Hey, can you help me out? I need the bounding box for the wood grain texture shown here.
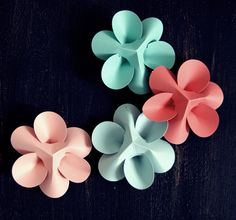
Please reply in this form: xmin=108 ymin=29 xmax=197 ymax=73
xmin=0 ymin=0 xmax=235 ymax=219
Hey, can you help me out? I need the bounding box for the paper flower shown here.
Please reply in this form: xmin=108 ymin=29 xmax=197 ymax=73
xmin=143 ymin=59 xmax=224 ymax=144
xmin=11 ymin=112 xmax=92 ymax=198
xmin=92 ymin=104 xmax=175 ymax=189
xmin=92 ymin=10 xmax=175 ymax=94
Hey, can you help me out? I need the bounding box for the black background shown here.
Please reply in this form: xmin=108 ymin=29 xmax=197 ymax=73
xmin=0 ymin=0 xmax=235 ymax=219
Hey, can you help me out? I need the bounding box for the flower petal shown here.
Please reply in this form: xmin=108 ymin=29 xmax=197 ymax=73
xmin=128 ymin=67 xmax=150 ymax=94
xmin=92 ymin=121 xmax=125 ymax=154
xmin=135 ymin=113 xmax=168 ymax=142
xmin=12 ymin=153 xmax=47 ymax=188
xmin=59 ymin=153 xmax=91 ymax=183
xmin=113 ymin=104 xmax=140 ymax=130
xmin=34 ymin=112 xmax=67 ymax=144
xmin=143 ymin=93 xmax=177 ymax=122
xmin=11 ymin=126 xmax=39 ymax=154
xmin=144 ymin=41 xmax=175 ymax=69
xmin=112 ymin=10 xmax=142 ymax=44
xmin=142 ymin=17 xmax=163 ymax=41
xmin=98 ymin=154 xmax=125 ymax=181
xmin=124 ymin=155 xmax=154 ymax=189
xmin=91 ymin=30 xmax=120 ymax=60
xmin=187 ymin=104 xmax=219 ymax=137
xmin=149 ymin=66 xmax=177 ymax=94
xmin=64 ymin=128 xmax=92 ymax=158
xmin=201 ymin=82 xmax=224 ymax=109
xmin=145 ymin=139 xmax=175 ymax=173
xmin=39 ymin=170 xmax=69 ymax=198
xmin=177 ymin=59 xmax=210 ymax=93
xmin=101 ymin=54 xmax=134 ymax=90
xmin=164 ymin=117 xmax=190 ymax=144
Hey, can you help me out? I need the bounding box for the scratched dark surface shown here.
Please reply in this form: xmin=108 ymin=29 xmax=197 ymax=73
xmin=0 ymin=0 xmax=235 ymax=219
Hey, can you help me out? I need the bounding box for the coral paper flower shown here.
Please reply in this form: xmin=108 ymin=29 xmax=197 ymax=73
xmin=92 ymin=10 xmax=175 ymax=94
xmin=11 ymin=112 xmax=92 ymax=198
xmin=92 ymin=104 xmax=175 ymax=189
xmin=143 ymin=59 xmax=224 ymax=144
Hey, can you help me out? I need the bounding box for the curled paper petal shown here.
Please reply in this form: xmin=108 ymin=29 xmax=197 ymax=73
xmin=143 ymin=93 xmax=177 ymax=122
xmin=142 ymin=17 xmax=163 ymax=41
xmin=201 ymin=82 xmax=224 ymax=109
xmin=12 ymin=153 xmax=47 ymax=188
xmin=113 ymin=103 xmax=140 ymax=129
xmin=124 ymin=155 xmax=154 ymax=190
xmin=65 ymin=128 xmax=92 ymax=158
xmin=93 ymin=104 xmax=175 ymax=189
xmin=11 ymin=111 xmax=92 ymax=198
xmin=145 ymin=139 xmax=175 ymax=173
xmin=187 ymin=104 xmax=219 ymax=137
xmin=102 ymin=54 xmax=134 ymax=89
xmin=177 ymin=59 xmax=210 ymax=93
xmin=135 ymin=113 xmax=167 ymax=142
xmin=149 ymin=66 xmax=177 ymax=94
xmin=11 ymin=126 xmax=39 ymax=154
xmin=144 ymin=59 xmax=224 ymax=144
xmin=59 ymin=153 xmax=91 ymax=183
xmin=112 ymin=10 xmax=142 ymax=44
xmin=128 ymin=67 xmax=150 ymax=95
xmin=91 ymin=31 xmax=119 ymax=60
xmin=92 ymin=10 xmax=176 ymax=94
xmin=92 ymin=121 xmax=125 ymax=154
xmin=34 ymin=111 xmax=67 ymax=144
xmin=39 ymin=170 xmax=69 ymax=198
xmin=144 ymin=41 xmax=175 ymax=69
xmin=164 ymin=117 xmax=190 ymax=144
xmin=98 ymin=154 xmax=125 ymax=181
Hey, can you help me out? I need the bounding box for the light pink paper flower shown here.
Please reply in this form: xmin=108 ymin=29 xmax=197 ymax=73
xmin=11 ymin=111 xmax=92 ymax=198
xmin=143 ymin=59 xmax=224 ymax=144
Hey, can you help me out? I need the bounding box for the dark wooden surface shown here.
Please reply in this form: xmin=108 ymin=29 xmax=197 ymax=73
xmin=0 ymin=0 xmax=235 ymax=219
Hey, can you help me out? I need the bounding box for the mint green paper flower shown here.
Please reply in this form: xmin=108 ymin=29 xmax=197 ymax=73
xmin=92 ymin=10 xmax=175 ymax=94
xmin=92 ymin=104 xmax=175 ymax=189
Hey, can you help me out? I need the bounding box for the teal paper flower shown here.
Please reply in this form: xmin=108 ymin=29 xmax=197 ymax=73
xmin=92 ymin=104 xmax=175 ymax=189
xmin=92 ymin=10 xmax=176 ymax=94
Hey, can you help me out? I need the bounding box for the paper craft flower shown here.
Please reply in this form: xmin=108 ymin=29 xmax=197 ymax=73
xmin=92 ymin=104 xmax=175 ymax=189
xmin=143 ymin=59 xmax=224 ymax=144
xmin=11 ymin=112 xmax=92 ymax=198
xmin=92 ymin=10 xmax=175 ymax=94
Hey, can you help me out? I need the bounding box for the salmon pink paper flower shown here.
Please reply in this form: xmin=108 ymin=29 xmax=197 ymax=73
xmin=11 ymin=112 xmax=92 ymax=198
xmin=143 ymin=60 xmax=224 ymax=144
